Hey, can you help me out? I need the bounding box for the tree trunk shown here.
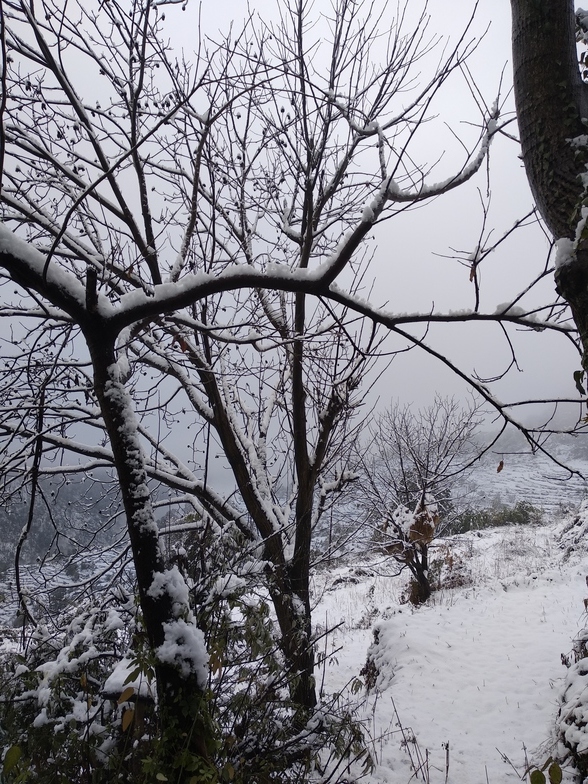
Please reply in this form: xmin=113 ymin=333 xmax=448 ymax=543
xmin=288 ymin=497 xmax=317 ymax=710
xmin=85 ymin=324 xmax=216 ymax=778
xmin=511 ymin=0 xmax=588 ymax=366
xmin=270 ymin=576 xmax=316 ymax=711
xmin=408 ymin=545 xmax=431 ymax=605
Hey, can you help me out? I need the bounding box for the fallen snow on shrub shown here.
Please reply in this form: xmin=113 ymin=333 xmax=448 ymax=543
xmin=156 ymin=619 xmax=209 ymax=683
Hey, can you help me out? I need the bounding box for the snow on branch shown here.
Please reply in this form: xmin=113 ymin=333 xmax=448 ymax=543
xmin=0 ymin=221 xmax=569 ymax=344
xmin=385 ymin=110 xmax=499 ymax=204
xmin=0 ymin=223 xmax=89 ymax=319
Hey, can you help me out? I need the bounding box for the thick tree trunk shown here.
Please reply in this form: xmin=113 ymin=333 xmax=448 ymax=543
xmin=270 ymin=576 xmax=316 ymax=710
xmin=288 ymin=495 xmax=317 ymax=710
xmin=511 ymin=0 xmax=587 ymax=238
xmin=511 ymin=0 xmax=588 ymax=366
xmin=408 ymin=546 xmax=431 ymax=605
xmin=85 ymin=324 xmax=215 ymax=777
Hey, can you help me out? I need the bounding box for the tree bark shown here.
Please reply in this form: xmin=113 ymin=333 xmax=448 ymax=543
xmin=193 ymin=346 xmax=318 ymax=709
xmin=511 ymin=0 xmax=588 ymax=366
xmin=411 ymin=545 xmax=431 ymax=605
xmin=84 ymin=321 xmax=215 ymax=777
xmin=511 ymin=0 xmax=587 ymax=238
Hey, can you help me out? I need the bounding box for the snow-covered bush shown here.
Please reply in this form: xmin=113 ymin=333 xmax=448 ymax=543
xmin=0 ymin=518 xmax=374 ymax=784
xmin=428 ymin=544 xmax=473 ymax=593
xmin=177 ymin=520 xmax=375 ymax=782
xmin=556 ymin=657 xmax=588 ymax=777
xmin=558 ymin=500 xmax=588 ymax=560
xmin=375 ymin=498 xmax=438 ymax=605
xmin=0 ymin=591 xmax=141 ymax=782
xmin=359 ymin=626 xmax=396 ymax=695
xmin=555 ymin=515 xmax=588 ymax=781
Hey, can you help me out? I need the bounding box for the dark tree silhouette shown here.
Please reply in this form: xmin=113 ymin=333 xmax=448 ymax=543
xmin=510 ymin=0 xmax=588 ymax=368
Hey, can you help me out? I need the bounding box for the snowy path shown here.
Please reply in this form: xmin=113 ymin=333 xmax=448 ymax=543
xmin=316 ymin=529 xmax=588 ymax=782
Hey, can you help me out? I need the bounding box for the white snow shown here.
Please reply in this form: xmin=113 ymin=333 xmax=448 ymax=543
xmin=147 ymin=564 xmax=190 ymax=616
xmin=495 ymin=302 xmax=526 ymax=317
xmin=156 ymin=619 xmax=208 ymax=684
xmin=147 ymin=565 xmax=209 ymax=685
xmin=555 ymin=238 xmax=576 ymax=269
xmin=315 ymin=520 xmax=588 ymax=782
xmin=392 ymin=504 xmax=415 ymax=536
xmin=0 ymin=223 xmax=87 ymax=308
xmin=103 ymin=656 xmax=154 ymax=701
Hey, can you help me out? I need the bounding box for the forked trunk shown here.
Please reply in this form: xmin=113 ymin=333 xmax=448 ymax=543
xmin=408 ymin=545 xmax=431 ymax=605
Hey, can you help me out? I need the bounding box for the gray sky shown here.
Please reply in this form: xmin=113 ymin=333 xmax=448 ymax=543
xmin=146 ymin=2 xmax=581 ymax=422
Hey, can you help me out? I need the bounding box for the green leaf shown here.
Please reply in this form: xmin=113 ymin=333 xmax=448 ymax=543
xmin=574 ymin=369 xmax=586 ymax=395
xmin=548 ymin=762 xmax=563 ymax=784
xmin=155 ymin=775 xmax=168 ymax=782
xmin=530 ymin=771 xmax=546 ymax=784
xmin=3 ymin=745 xmax=22 ymax=776
xmin=123 ymin=667 xmax=143 ymax=685
xmin=539 ymin=756 xmax=553 ymax=772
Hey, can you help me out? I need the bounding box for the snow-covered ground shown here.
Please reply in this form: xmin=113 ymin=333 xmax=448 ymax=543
xmin=3 ymin=447 xmax=588 ymax=782
xmin=313 ymin=521 xmax=588 ymax=782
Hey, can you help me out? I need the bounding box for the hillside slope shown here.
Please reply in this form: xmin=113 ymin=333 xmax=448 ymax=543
xmin=314 ymin=521 xmax=588 ymax=782
xmin=469 ymin=448 xmax=588 ymax=515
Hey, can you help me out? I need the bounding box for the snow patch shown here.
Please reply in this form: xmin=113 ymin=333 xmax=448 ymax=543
xmin=147 ymin=565 xmax=190 ymax=617
xmin=156 ymin=619 xmax=208 ymax=683
xmin=555 ymin=238 xmax=576 ymax=269
xmin=103 ymin=656 xmax=154 ymax=700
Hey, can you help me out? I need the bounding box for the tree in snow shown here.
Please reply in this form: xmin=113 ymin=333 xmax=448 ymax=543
xmin=0 ymin=0 xmax=502 ymax=721
xmin=356 ymin=396 xmax=483 ymax=603
xmin=0 ymin=0 xmax=585 ymax=777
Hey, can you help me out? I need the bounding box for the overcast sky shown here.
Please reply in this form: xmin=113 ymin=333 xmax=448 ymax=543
xmin=151 ymin=1 xmax=579 ymax=429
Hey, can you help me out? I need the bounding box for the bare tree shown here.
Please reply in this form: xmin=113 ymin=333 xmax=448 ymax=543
xmin=0 ymin=0 xmax=584 ymax=775
xmin=357 ymin=396 xmax=483 ymax=603
xmin=0 ymin=0 xmax=502 ymax=720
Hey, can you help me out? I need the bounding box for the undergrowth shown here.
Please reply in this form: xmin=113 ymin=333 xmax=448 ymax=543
xmin=449 ymin=501 xmax=544 ymax=535
xmin=0 ymin=521 xmax=374 ymax=783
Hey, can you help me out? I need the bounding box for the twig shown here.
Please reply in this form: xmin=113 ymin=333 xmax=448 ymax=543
xmin=496 ymin=747 xmax=523 ymax=778
xmin=443 ymin=741 xmax=450 ymax=784
xmin=14 ymin=380 xmax=48 ymax=638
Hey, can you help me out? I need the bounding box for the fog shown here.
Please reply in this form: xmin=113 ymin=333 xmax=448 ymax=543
xmin=163 ymin=0 xmax=576 ymax=424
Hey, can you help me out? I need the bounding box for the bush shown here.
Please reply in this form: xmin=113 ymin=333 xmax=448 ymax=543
xmin=448 ymin=501 xmax=544 ymax=534
xmin=0 ymin=522 xmax=374 ymax=784
xmin=428 ymin=545 xmax=473 ymax=592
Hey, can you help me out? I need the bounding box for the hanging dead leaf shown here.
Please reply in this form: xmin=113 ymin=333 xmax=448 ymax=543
xmin=469 ymin=264 xmax=476 ymax=282
xmin=172 ymin=335 xmax=188 ymax=352
xmin=121 ymin=708 xmax=134 ymax=732
xmin=118 ymin=686 xmax=135 ymax=705
xmin=497 ymin=460 xmax=504 ymax=473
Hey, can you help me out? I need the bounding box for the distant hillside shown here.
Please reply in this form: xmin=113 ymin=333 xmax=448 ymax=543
xmin=468 ymin=432 xmax=588 ymax=515
xmin=0 ymin=476 xmax=124 ymax=569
